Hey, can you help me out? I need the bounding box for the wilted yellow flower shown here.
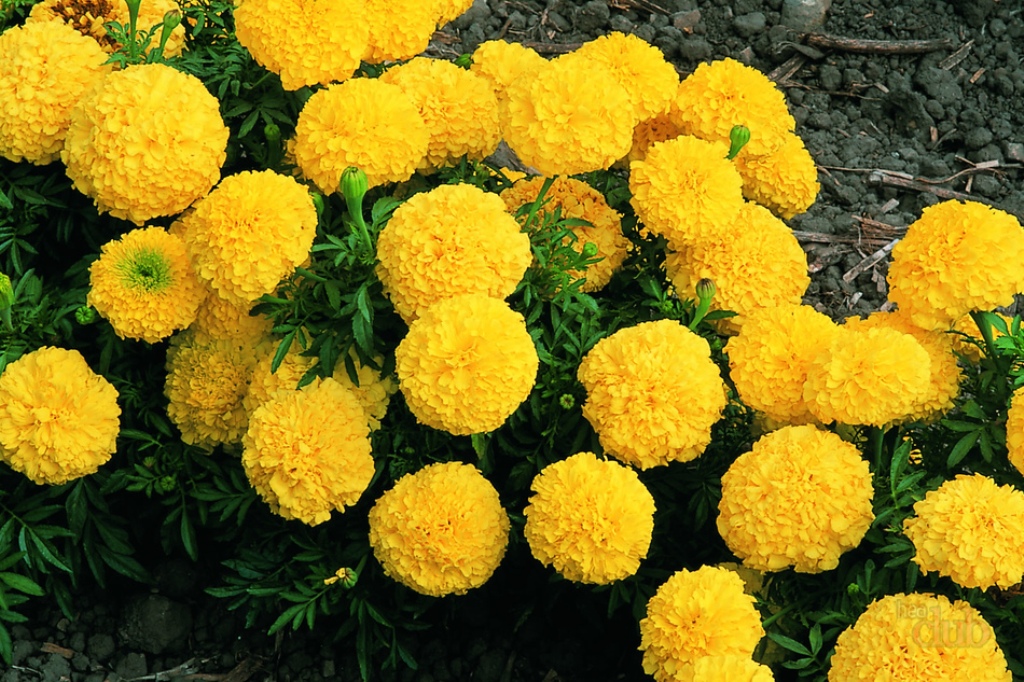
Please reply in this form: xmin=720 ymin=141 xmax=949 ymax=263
xmin=368 ymin=462 xmax=510 ymax=597
xmin=331 ymin=349 xmax=396 ymax=432
xmin=362 ymin=0 xmax=439 ymax=63
xmin=0 ymin=347 xmax=120 ymax=485
xmin=888 ymin=200 xmax=1024 ymax=330
xmin=733 ymin=133 xmax=819 ymax=219
xmin=829 ymin=593 xmax=1011 ymax=681
xmin=376 ymin=184 xmax=531 ymax=323
xmin=395 ymin=295 xmax=538 ymax=435
xmin=1008 ymin=387 xmax=1024 ymax=476
xmin=500 ymin=176 xmax=628 ymax=292
xmin=291 ymin=79 xmax=429 ymax=193
xmin=577 ymin=320 xmax=727 ymax=469
xmin=625 ymin=113 xmax=684 ymax=165
xmin=62 ymin=63 xmax=228 ymax=225
xmin=88 ymin=227 xmax=205 ymax=343
xmin=0 ymin=21 xmax=109 ymax=165
xmin=27 ymin=0 xmax=186 ymax=57
xmin=470 ymin=40 xmax=547 ymax=105
xmin=639 ymin=566 xmax=765 ymax=682
xmin=243 ymin=378 xmax=374 ymax=525
xmin=524 ymin=452 xmax=655 ymax=584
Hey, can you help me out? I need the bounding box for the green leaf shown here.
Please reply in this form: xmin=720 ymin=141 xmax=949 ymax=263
xmin=0 ymin=572 xmax=44 ymax=596
xmin=97 ymin=546 xmax=150 ymax=583
xmin=28 ymin=533 xmax=71 ymax=573
xmin=65 ymin=481 xmax=88 ymax=537
xmin=271 ymin=329 xmax=297 ymax=374
xmin=268 ymin=603 xmax=306 ymax=636
xmin=0 ymin=188 xmax=12 ymax=211
xmin=889 ymin=439 xmax=911 ymax=494
xmin=939 ymin=419 xmax=981 ymax=433
xmin=180 ymin=510 xmax=198 ymax=561
xmin=946 ymin=430 xmax=980 ymax=469
xmin=0 ymin=622 xmax=11 ymax=667
xmin=352 ymin=310 xmax=372 ymax=357
xmin=767 ymin=632 xmax=812 ymax=656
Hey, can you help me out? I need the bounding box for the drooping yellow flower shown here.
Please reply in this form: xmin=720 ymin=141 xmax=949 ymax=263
xmin=828 ymin=593 xmax=1011 ymax=681
xmin=1008 ymin=387 xmax=1024 ymax=476
xmin=87 ymin=227 xmax=205 ymax=343
xmin=718 ymin=425 xmax=874 ymax=573
xmin=27 ymin=0 xmax=186 ymax=57
xmin=577 ymin=320 xmax=727 ymax=469
xmin=375 ymin=184 xmax=531 ymax=323
xmin=62 ymin=63 xmax=229 ymax=225
xmin=470 ymin=40 xmax=547 ymax=106
xmin=903 ymin=473 xmax=1024 ymax=589
xmin=888 ymin=200 xmax=1024 ymax=331
xmin=243 ymin=378 xmax=374 ymax=526
xmin=500 ymin=176 xmax=629 ymax=292
xmin=0 ymin=21 xmax=109 ymax=165
xmin=291 ymin=78 xmax=428 ymax=193
xmin=368 ymin=462 xmax=510 ymax=597
xmin=524 ymin=452 xmax=655 ymax=584
xmin=395 ymin=295 xmax=538 ymax=435
xmin=0 ymin=347 xmax=120 ymax=485
xmin=733 ymin=132 xmax=819 ymax=219
xmin=362 ymin=0 xmax=440 ymax=63
xmin=625 ymin=112 xmax=684 ymax=165
xmin=639 ymin=566 xmax=765 ymax=682
xmin=331 ymin=349 xmax=396 ymax=432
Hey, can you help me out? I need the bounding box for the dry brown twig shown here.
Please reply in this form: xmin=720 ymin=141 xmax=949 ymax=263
xmin=803 ymin=33 xmax=957 ymax=54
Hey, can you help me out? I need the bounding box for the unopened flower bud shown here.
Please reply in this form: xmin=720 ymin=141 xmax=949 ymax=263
xmin=0 ymin=273 xmax=12 ymax=310
xmin=157 ymin=475 xmax=177 ymax=493
xmin=143 ymin=456 xmax=157 ymax=468
xmin=75 ymin=305 xmax=97 ymax=325
xmin=161 ymin=9 xmax=181 ymax=31
xmin=581 ymin=241 xmax=599 ymax=259
xmin=340 ymin=166 xmax=369 ymax=204
xmin=325 ymin=567 xmax=358 ymax=588
xmin=454 ymin=53 xmax=472 ymax=69
xmin=264 ymin=122 xmax=280 ymax=145
xmin=558 ymin=393 xmax=575 ymax=410
xmin=727 ymin=125 xmax=750 ymax=160
xmin=311 ymin=191 xmax=326 ymax=218
xmin=696 ymin=278 xmax=716 ymax=304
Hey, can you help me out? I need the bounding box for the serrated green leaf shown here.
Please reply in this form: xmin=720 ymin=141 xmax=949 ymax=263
xmin=28 ymin=533 xmax=70 ymax=573
xmin=0 ymin=572 xmax=43 ymax=596
xmin=97 ymin=546 xmax=150 ymax=583
xmin=267 ymin=603 xmax=306 ymax=636
xmin=271 ymin=329 xmax=297 ymax=374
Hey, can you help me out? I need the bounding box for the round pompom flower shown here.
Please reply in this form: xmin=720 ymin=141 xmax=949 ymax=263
xmin=243 ymin=378 xmax=374 ymax=526
xmin=62 ymin=63 xmax=229 ymax=225
xmin=362 ymin=0 xmax=439 ymax=63
xmin=903 ymin=473 xmax=1024 ymax=589
xmin=242 ymin=340 xmax=315 ymax=416
xmin=500 ymin=177 xmax=628 ymax=292
xmin=291 ymin=78 xmax=428 ymax=193
xmin=368 ymin=462 xmax=510 ymax=597
xmin=395 ymin=295 xmax=538 ymax=435
xmin=331 ymin=349 xmax=396 ymax=432
xmin=234 ymin=0 xmax=368 ymax=90
xmin=436 ymin=0 xmax=472 ymax=24
xmin=686 ymin=656 xmax=775 ymax=682
xmin=470 ymin=40 xmax=547 ymax=105
xmin=375 ymin=184 xmax=531 ymax=323
xmin=629 ymin=136 xmax=744 ymax=249
xmin=828 ymin=593 xmax=1011 ymax=682
xmin=27 ymin=0 xmax=186 ymax=57
xmin=672 ymin=58 xmax=795 ymax=158
xmin=733 ymin=133 xmax=819 ymax=219
xmin=888 ymin=200 xmax=1024 ymax=331
xmin=501 ymin=55 xmax=635 ymax=176
xmin=0 ymin=347 xmax=120 ymax=485
xmin=524 ymin=452 xmax=655 ymax=584
xmin=179 ymin=170 xmax=317 ymax=305
xmin=625 ymin=113 xmax=684 ymax=165
xmin=577 ymin=320 xmax=727 ymax=469
xmin=1008 ymin=387 xmax=1024 ymax=476
xmin=188 ymin=288 xmax=274 ymax=344
xmin=639 ymin=566 xmax=765 ymax=682
xmin=0 ymin=21 xmax=110 ymax=165
xmin=718 ymin=425 xmax=874 ymax=573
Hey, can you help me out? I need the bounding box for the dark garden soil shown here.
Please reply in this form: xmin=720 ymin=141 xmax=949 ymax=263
xmin=4 ymin=1 xmax=1024 ymax=681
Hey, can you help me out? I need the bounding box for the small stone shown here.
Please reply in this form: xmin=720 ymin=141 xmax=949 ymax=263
xmin=781 ymin=0 xmax=831 ymax=32
xmin=964 ymin=127 xmax=994 ymax=150
xmin=678 ymin=37 xmax=712 ymax=61
xmin=609 ymin=14 xmax=633 ymax=33
xmin=114 ymin=653 xmax=147 ymax=680
xmin=672 ymin=9 xmax=701 ymax=31
xmin=11 ymin=640 xmax=35 ymax=666
xmin=1004 ymin=141 xmax=1024 ymax=163
xmin=87 ymin=634 xmax=116 ymax=662
xmin=971 ymin=174 xmax=1001 ymax=198
xmin=575 ymin=0 xmax=610 ymax=33
xmin=41 ymin=653 xmax=72 ymax=682
xmin=119 ymin=595 xmax=192 ymax=656
xmin=733 ymin=12 xmax=766 ymax=37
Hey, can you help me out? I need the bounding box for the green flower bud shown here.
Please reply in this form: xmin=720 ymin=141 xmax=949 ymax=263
xmin=341 ymin=166 xmax=369 ymax=205
xmin=727 ymin=125 xmax=751 ymax=160
xmin=162 ymin=9 xmax=182 ymax=31
xmin=0 ymin=273 xmax=12 ymax=310
xmin=581 ymin=241 xmax=599 ymax=259
xmin=264 ymin=122 xmax=281 ymax=145
xmin=847 ymin=583 xmax=861 ymax=595
xmin=454 ymin=53 xmax=472 ymax=69
xmin=75 ymin=305 xmax=97 ymax=325
xmin=310 ymin=191 xmax=326 ymax=218
xmin=558 ymin=394 xmax=575 ymax=410
xmin=157 ymin=475 xmax=177 ymax=493
xmin=696 ymin=278 xmax=716 ymax=304
xmin=339 ymin=567 xmax=358 ymax=589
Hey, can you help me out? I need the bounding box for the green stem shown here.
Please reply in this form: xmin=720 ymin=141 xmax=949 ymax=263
xmin=868 ymin=425 xmax=886 ymax=473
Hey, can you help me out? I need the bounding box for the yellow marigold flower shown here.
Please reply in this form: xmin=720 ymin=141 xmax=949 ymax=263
xmin=0 ymin=347 xmax=120 ymax=485
xmin=639 ymin=566 xmax=765 ymax=682
xmin=0 ymin=22 xmax=109 ymax=165
xmin=803 ymin=325 xmax=932 ymax=427
xmin=828 ymin=593 xmax=1011 ymax=681
xmin=673 ymin=58 xmax=795 ymax=158
xmin=625 ymin=113 xmax=683 ymax=165
xmin=380 ymin=58 xmax=500 ymax=172
xmin=242 ymin=341 xmax=315 ymax=416
xmin=243 ymin=378 xmax=373 ymax=526
xmin=664 ymin=204 xmax=810 ymax=332
xmin=368 ymin=462 xmax=510 ymax=597
xmin=375 ymin=184 xmax=531 ymax=323
xmin=189 ymin=287 xmax=274 ymax=345
xmin=500 ymin=177 xmax=628 ymax=292
xmin=234 ymin=0 xmax=368 ymax=90
xmin=362 ymin=0 xmax=439 ymax=64
xmin=179 ymin=170 xmax=317 ymax=305
xmin=470 ymin=40 xmax=547 ymax=106
xmin=726 ymin=304 xmax=840 ymax=426
xmin=903 ymin=473 xmax=1024 ymax=589
xmin=291 ymin=79 xmax=428 ymax=193
xmin=395 ymin=295 xmax=538 ymax=435
xmin=62 ymin=63 xmax=228 ymax=225
xmin=501 ymin=55 xmax=635 ymax=176
xmin=524 ymin=452 xmax=655 ymax=584
xmin=27 ymin=0 xmax=186 ymax=57
xmin=436 ymin=0 xmax=472 ymax=24
xmin=681 ymin=656 xmax=775 ymax=682
xmin=629 ymin=136 xmax=744 ymax=249
xmin=951 ymin=312 xmax=1013 ymax=364
xmin=733 ymin=133 xmax=819 ymax=219
xmin=1008 ymin=387 xmax=1024 ymax=476
xmin=577 ymin=320 xmax=727 ymax=469
xmin=718 ymin=425 xmax=874 ymax=573
xmin=332 ymin=349 xmax=396 ymax=432
xmin=888 ymin=200 xmax=1024 ymax=331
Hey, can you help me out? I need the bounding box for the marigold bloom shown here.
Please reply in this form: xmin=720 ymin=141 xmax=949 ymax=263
xmin=380 ymin=58 xmax=500 ymax=172
xmin=292 ymin=79 xmax=428 ymax=193
xmin=625 ymin=113 xmax=684 ymax=165
xmin=234 ymin=0 xmax=368 ymax=90
xmin=62 ymin=63 xmax=228 ymax=225
xmin=0 ymin=22 xmax=109 ymax=165
xmin=362 ymin=0 xmax=439 ymax=63
xmin=376 ymin=184 xmax=531 ymax=323
xmin=500 ymin=177 xmax=628 ymax=292
xmin=888 ymin=200 xmax=1024 ymax=330
xmin=639 ymin=566 xmax=765 ymax=682
xmin=243 ymin=378 xmax=373 ymax=525
xmin=629 ymin=136 xmax=744 ymax=249
xmin=368 ymin=462 xmax=510 ymax=597
xmin=27 ymin=0 xmax=186 ymax=57
xmin=332 ymin=349 xmax=396 ymax=432
xmin=524 ymin=452 xmax=655 ymax=584
xmin=578 ymin=320 xmax=727 ymax=469
xmin=470 ymin=40 xmax=547 ymax=105
xmin=436 ymin=0 xmax=472 ymax=24
xmin=395 ymin=295 xmax=538 ymax=435
xmin=501 ymin=55 xmax=635 ymax=176
xmin=1009 ymin=387 xmax=1024 ymax=476
xmin=189 ymin=288 xmax=274 ymax=344
xmin=242 ymin=341 xmax=315 ymax=416
xmin=829 ymin=593 xmax=1011 ymax=681
xmin=718 ymin=425 xmax=874 ymax=573
xmin=951 ymin=312 xmax=1013 ymax=364
xmin=903 ymin=474 xmax=1024 ymax=589
xmin=684 ymin=656 xmax=775 ymax=682
xmin=733 ymin=133 xmax=819 ymax=219
xmin=0 ymin=347 xmax=120 ymax=485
